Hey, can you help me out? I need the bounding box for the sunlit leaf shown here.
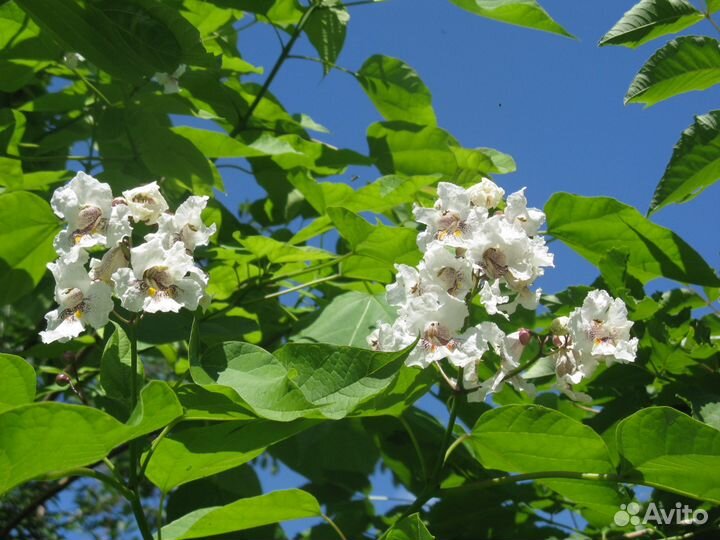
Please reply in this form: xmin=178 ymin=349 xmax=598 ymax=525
xmin=448 ymin=0 xmax=573 ymax=38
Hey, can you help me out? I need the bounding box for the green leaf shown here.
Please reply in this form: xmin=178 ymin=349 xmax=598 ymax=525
xmin=546 ymin=193 xmax=720 ymax=287
xmin=293 ymin=291 xmax=395 ymax=347
xmin=192 ymin=341 xmax=412 ymax=421
xmin=0 ymin=381 xmax=181 ymax=495
xmin=367 ymin=121 xmax=515 ymax=177
xmin=357 ymin=55 xmax=437 ymax=126
xmin=649 ymin=110 xmax=720 ymax=214
xmin=468 ymin=405 xmax=623 ymax=524
xmin=600 ymin=0 xmax=704 ymax=49
xmin=617 ymin=407 xmax=720 ymax=502
xmin=15 ymin=0 xmax=211 ymax=83
xmin=381 ymin=513 xmax=435 ymax=540
xmin=127 ymin=110 xmax=217 ymax=195
xmin=145 ymin=419 xmax=312 ymax=492
xmin=0 ymin=191 xmax=61 ymax=305
xmin=238 ymin=234 xmax=334 ymax=263
xmin=100 ymin=322 xmax=144 ymax=403
xmin=305 ymin=0 xmax=349 ymax=76
xmin=625 ymin=36 xmax=720 ymax=106
xmin=160 ymin=489 xmax=322 ymax=540
xmin=0 ymin=354 xmax=36 ymax=413
xmin=448 ymin=0 xmax=573 ymax=38
xmin=469 ymin=404 xmax=615 ymax=475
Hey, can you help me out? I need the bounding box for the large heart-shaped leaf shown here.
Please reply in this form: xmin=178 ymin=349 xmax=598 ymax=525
xmin=192 ymin=341 xmax=412 ymax=421
xmin=546 ymin=193 xmax=720 ymax=287
xmin=0 ymin=354 xmax=36 ymax=413
xmin=616 ymin=407 xmax=720 ymax=503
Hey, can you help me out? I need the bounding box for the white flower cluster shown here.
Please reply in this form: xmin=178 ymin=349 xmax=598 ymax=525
xmin=368 ymin=179 xmax=553 ymax=401
xmin=548 ymin=289 xmax=638 ymax=401
xmin=368 ymin=180 xmax=638 ymax=402
xmin=40 ymin=172 xmax=215 ymax=344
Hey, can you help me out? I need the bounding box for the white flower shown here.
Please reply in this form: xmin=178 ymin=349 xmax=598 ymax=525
xmin=386 ymin=264 xmax=422 ymax=308
xmin=466 ymin=178 xmax=505 ymax=209
xmin=478 ymin=279 xmax=509 ymax=317
xmin=122 ymin=182 xmax=169 ymax=225
xmin=51 ymin=172 xmax=130 ymax=253
xmin=568 ymin=289 xmax=638 ymax=364
xmin=146 ymin=195 xmax=216 ymax=251
xmin=414 ymin=182 xmax=487 ymax=251
xmin=368 ymin=320 xmax=415 ymax=353
xmin=458 ymin=325 xmax=535 ymax=402
xmin=153 ymin=64 xmax=186 ymax=94
xmin=40 ymin=250 xmax=113 ymax=343
xmin=89 ymin=244 xmax=130 ymax=284
xmin=112 ymin=238 xmax=206 ymax=313
xmin=503 ymin=188 xmax=545 ymax=236
xmin=549 ymin=290 xmax=638 ymax=400
xmin=419 ymin=241 xmax=474 ymax=300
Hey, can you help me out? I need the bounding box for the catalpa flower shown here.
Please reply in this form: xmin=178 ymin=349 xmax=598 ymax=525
xmin=122 ymin=182 xmax=169 ymax=225
xmin=40 ymin=250 xmax=113 ymax=343
xmin=549 ymin=290 xmax=638 ymax=400
xmin=466 ymin=177 xmax=505 ymax=209
xmin=113 ymin=237 xmax=207 ymax=313
xmin=153 ymin=64 xmax=186 ymax=94
xmin=414 ymin=182 xmax=487 ymax=251
xmin=146 ymin=195 xmax=216 ymax=252
xmin=51 ymin=172 xmax=131 ymax=253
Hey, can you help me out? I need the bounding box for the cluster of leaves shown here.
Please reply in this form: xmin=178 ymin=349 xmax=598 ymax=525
xmin=0 ymin=1 xmax=718 ymax=539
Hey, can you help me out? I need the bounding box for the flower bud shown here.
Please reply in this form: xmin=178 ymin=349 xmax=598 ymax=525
xmin=518 ymin=328 xmax=532 ymax=346
xmin=550 ymin=316 xmax=569 ymax=336
xmin=55 ymin=372 xmax=72 ymax=386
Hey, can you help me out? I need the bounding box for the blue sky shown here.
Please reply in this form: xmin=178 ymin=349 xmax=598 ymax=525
xmin=222 ymin=0 xmax=720 ymax=296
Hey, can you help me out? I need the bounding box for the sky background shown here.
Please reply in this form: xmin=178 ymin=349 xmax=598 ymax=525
xmin=223 ymin=0 xmax=720 ymax=297
xmin=58 ymin=1 xmax=719 ymax=537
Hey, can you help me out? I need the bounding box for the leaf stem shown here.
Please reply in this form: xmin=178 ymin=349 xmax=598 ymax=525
xmin=138 ymin=418 xmax=181 ymax=480
xmin=706 ymin=10 xmax=720 ymax=36
xmin=439 ymin=471 xmax=623 ymax=496
xmin=128 ymin=318 xmax=140 ymax=489
xmin=399 ymin=414 xmax=428 ymax=482
xmin=259 ymin=273 xmax=341 ymax=301
xmin=443 ymin=433 xmax=469 ymax=464
xmin=231 ymin=2 xmax=321 ymax=136
xmin=322 ymin=513 xmax=348 ymax=540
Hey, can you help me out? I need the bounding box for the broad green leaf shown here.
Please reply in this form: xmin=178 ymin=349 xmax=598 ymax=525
xmin=238 ymin=234 xmax=334 ymax=263
xmin=160 ymin=489 xmax=322 ymax=540
xmin=468 ymin=404 xmax=622 ymax=524
xmin=649 ymin=110 xmax=720 ymax=214
xmin=100 ymin=322 xmax=143 ymax=403
xmin=127 ymin=110 xmax=217 ymax=195
xmin=192 ymin=341 xmax=412 ymax=421
xmin=357 ymin=55 xmax=437 ymax=126
xmin=367 ymin=121 xmax=515 ymax=177
xmin=0 ymin=354 xmax=36 ymax=413
xmin=172 ymin=127 xmax=301 ymax=159
xmin=711 ymin=0 xmax=720 ymax=13
xmin=305 ymin=0 xmax=349 ymax=75
xmin=292 ymin=291 xmax=395 ymax=347
xmin=600 ymin=0 xmax=704 ymax=49
xmin=0 ymin=381 xmax=181 ymax=495
xmin=145 ymin=419 xmax=312 ymax=492
xmin=625 ymin=36 xmax=720 ymax=106
xmin=382 ymin=513 xmax=435 ymax=540
xmin=0 ymin=191 xmax=61 ymax=305
xmin=469 ymin=404 xmax=615 ymax=475
xmin=448 ymin=0 xmax=573 ymax=38
xmin=617 ymin=407 xmax=720 ymax=502
xmin=546 ymin=193 xmax=720 ymax=287
xmin=174 ymin=384 xmax=256 ymax=422
xmin=0 ymin=109 xmax=25 ymax=188
xmin=15 ymin=0 xmax=211 ymax=83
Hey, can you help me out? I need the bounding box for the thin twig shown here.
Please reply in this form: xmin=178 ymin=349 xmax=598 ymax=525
xmin=322 ymin=514 xmax=348 ymax=540
xmin=230 ymin=2 xmax=321 ymax=137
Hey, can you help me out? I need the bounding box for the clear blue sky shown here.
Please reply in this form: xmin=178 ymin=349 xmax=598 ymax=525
xmin=220 ymin=0 xmax=720 ymax=296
